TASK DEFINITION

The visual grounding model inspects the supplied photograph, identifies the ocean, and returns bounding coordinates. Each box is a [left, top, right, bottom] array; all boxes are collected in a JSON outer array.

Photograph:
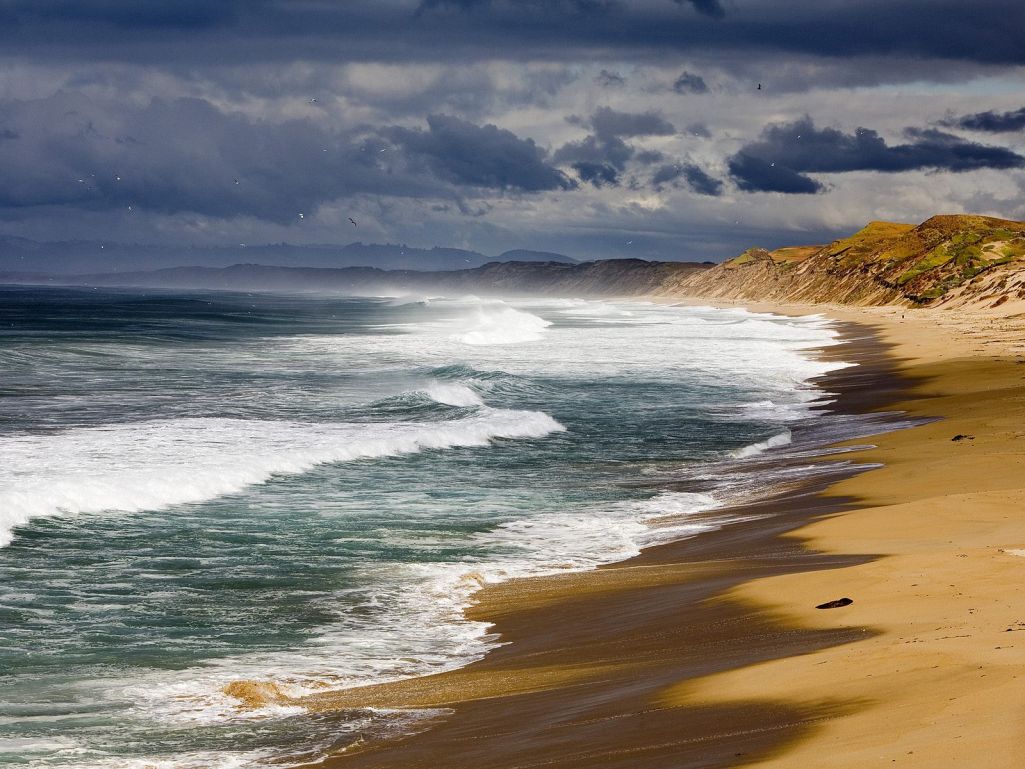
[[0, 285, 862, 768]]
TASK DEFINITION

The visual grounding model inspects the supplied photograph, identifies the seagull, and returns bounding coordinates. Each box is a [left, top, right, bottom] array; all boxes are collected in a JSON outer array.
[[348, 217, 357, 227], [115, 175, 121, 181], [298, 212, 304, 220], [233, 178, 240, 185], [127, 205, 133, 212]]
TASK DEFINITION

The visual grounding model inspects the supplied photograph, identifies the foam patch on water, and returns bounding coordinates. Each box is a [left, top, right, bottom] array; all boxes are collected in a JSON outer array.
[[731, 428, 794, 458], [112, 487, 726, 744], [0, 409, 564, 547], [423, 382, 485, 407], [451, 303, 551, 345]]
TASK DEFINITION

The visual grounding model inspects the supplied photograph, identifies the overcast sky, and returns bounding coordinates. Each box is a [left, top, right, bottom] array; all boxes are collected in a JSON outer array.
[[3, 0, 1025, 262]]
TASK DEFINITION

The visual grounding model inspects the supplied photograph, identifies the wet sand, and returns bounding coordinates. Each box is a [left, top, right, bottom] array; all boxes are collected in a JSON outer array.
[[297, 302, 1025, 768]]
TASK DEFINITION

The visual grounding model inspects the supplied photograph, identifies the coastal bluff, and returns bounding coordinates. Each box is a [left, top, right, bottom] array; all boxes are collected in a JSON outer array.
[[671, 214, 1025, 309]]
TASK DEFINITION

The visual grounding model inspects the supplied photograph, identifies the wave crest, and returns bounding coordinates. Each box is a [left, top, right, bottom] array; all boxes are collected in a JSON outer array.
[[0, 410, 565, 547], [731, 429, 793, 458], [451, 304, 551, 345]]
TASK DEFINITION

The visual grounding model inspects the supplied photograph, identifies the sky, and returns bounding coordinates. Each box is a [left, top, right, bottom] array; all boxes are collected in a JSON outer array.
[[3, 0, 1025, 263]]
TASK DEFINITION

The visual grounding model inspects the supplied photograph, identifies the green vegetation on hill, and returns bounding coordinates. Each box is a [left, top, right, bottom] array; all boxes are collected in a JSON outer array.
[[682, 214, 1025, 308]]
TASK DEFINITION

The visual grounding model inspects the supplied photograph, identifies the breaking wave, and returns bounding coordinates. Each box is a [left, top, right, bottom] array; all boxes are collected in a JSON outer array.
[[0, 410, 564, 547]]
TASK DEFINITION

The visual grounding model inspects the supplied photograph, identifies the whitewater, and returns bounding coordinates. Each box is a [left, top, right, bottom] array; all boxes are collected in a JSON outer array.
[[0, 287, 855, 769]]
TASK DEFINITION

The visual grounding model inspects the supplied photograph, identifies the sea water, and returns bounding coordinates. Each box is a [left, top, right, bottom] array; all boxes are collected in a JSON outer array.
[[0, 286, 858, 768]]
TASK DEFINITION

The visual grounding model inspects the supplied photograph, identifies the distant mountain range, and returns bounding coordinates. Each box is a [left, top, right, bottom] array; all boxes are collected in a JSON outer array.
[[0, 235, 578, 274], [0, 258, 711, 298]]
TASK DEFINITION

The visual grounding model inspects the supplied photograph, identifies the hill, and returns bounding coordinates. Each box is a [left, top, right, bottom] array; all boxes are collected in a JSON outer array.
[[0, 236, 578, 274], [0, 258, 709, 298], [672, 214, 1025, 309]]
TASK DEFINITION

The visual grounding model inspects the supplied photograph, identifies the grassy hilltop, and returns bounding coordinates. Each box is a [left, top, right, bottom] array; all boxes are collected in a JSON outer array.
[[675, 214, 1025, 308]]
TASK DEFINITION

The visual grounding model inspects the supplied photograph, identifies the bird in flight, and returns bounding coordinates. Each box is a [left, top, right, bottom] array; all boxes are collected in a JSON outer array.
[[298, 212, 304, 220], [348, 217, 358, 228]]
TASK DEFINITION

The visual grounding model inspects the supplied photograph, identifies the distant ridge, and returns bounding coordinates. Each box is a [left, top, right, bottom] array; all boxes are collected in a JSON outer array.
[[0, 258, 710, 298], [0, 236, 579, 274], [497, 249, 574, 263]]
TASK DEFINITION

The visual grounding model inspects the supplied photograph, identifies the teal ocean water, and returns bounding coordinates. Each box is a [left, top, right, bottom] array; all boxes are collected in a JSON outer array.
[[0, 286, 854, 768]]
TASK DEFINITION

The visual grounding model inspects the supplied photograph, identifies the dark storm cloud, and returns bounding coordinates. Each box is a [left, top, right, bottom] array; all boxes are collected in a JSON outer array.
[[595, 69, 626, 87], [634, 149, 666, 164], [553, 135, 634, 168], [728, 154, 823, 194], [0, 94, 399, 220], [943, 106, 1025, 133], [589, 106, 675, 139], [728, 117, 1025, 193], [0, 0, 247, 29], [555, 107, 675, 187], [417, 0, 620, 12], [653, 163, 723, 195], [572, 161, 620, 187], [553, 135, 633, 186], [386, 114, 573, 191], [673, 0, 725, 20], [0, 95, 570, 219], [5, 1, 1025, 67], [672, 71, 708, 94], [682, 164, 723, 195]]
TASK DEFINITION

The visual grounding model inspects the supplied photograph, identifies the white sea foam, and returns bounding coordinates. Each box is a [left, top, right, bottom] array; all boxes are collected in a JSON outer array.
[[0, 409, 564, 547], [113, 488, 725, 742], [731, 428, 794, 458], [1, 297, 856, 769], [423, 382, 484, 407], [66, 750, 280, 769], [558, 301, 635, 317], [451, 303, 551, 345]]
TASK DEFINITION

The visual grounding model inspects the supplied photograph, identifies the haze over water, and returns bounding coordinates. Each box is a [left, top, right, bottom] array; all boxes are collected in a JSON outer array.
[[0, 286, 847, 768]]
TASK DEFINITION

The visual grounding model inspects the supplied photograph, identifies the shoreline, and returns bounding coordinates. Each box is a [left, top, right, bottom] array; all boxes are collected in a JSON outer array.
[[296, 305, 939, 768], [668, 301, 1025, 768]]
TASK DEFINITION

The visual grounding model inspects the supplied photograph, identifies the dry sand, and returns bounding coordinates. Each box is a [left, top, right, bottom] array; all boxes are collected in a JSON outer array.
[[290, 300, 1025, 768]]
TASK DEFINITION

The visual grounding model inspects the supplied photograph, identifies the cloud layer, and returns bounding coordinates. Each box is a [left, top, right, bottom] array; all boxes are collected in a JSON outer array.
[[728, 118, 1025, 193], [1, 0, 1025, 264]]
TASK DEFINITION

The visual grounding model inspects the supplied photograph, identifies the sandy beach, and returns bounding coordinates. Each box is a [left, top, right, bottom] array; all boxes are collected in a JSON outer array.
[[674, 302, 1025, 768], [292, 299, 1025, 769]]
